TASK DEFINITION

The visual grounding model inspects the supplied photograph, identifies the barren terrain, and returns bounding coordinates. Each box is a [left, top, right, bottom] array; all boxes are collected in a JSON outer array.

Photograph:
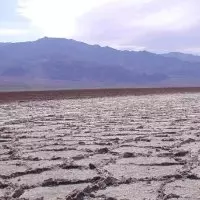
[[0, 91, 200, 199]]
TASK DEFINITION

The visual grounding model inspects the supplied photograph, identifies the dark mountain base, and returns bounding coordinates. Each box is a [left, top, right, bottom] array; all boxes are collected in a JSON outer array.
[[1, 87, 200, 103]]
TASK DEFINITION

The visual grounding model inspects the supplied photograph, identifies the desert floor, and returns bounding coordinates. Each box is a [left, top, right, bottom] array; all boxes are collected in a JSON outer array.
[[0, 91, 200, 199]]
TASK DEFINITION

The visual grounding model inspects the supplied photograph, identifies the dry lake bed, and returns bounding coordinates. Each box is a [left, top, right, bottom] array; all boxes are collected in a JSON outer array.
[[0, 92, 200, 199]]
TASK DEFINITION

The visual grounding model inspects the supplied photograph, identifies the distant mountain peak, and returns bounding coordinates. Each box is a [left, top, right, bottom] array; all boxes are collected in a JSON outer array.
[[162, 52, 200, 63]]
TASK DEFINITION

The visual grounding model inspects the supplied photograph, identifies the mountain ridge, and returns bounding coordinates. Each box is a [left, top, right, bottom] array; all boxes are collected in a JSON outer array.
[[162, 52, 200, 63], [0, 37, 200, 90]]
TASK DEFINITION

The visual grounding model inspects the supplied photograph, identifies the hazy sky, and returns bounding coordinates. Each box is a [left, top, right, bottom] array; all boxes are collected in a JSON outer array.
[[0, 0, 200, 53]]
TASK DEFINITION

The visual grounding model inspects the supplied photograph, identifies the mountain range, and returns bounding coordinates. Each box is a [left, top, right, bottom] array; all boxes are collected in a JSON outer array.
[[0, 37, 200, 91]]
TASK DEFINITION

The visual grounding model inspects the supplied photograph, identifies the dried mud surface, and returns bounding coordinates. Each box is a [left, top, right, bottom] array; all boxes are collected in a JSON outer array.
[[0, 93, 200, 199]]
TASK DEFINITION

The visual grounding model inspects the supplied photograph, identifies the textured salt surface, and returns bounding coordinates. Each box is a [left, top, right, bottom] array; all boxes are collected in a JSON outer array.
[[0, 93, 200, 199]]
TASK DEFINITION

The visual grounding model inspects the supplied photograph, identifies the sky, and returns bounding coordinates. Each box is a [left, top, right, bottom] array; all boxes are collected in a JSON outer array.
[[0, 0, 200, 54]]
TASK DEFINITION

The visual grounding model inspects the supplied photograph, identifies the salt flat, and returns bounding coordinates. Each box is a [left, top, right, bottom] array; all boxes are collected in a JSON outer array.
[[0, 93, 200, 200]]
